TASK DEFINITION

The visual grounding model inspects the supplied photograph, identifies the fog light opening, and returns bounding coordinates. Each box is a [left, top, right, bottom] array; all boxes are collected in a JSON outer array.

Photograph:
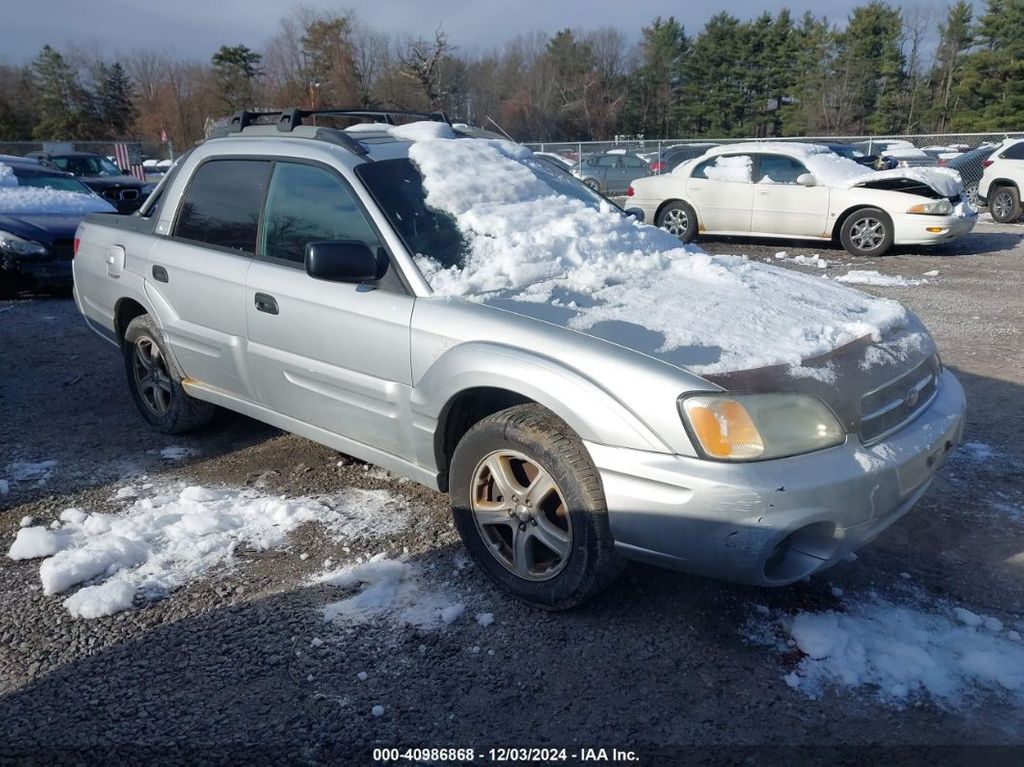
[[763, 522, 839, 583]]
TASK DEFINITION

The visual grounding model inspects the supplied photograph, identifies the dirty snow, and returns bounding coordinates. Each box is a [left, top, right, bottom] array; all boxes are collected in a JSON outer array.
[[319, 554, 465, 629], [774, 251, 830, 269], [6, 459, 57, 484], [836, 270, 925, 287], [752, 596, 1024, 706], [159, 446, 195, 460], [408, 137, 916, 375], [7, 483, 410, 619]]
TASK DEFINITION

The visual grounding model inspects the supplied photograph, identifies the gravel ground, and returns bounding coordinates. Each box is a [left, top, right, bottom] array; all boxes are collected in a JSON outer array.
[[1, 218, 1023, 763]]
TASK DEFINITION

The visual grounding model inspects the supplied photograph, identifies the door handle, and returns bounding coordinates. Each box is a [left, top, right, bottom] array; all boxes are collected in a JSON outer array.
[[254, 292, 279, 315], [152, 265, 169, 283]]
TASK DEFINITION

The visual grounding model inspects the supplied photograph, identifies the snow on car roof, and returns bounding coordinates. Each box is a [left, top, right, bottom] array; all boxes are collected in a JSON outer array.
[[0, 162, 115, 214], [406, 137, 913, 375]]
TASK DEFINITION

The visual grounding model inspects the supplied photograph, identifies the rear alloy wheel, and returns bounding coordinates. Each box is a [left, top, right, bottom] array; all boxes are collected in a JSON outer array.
[[450, 404, 623, 609], [840, 207, 894, 257], [963, 182, 981, 210], [989, 186, 1022, 223], [656, 200, 698, 243], [123, 314, 215, 434]]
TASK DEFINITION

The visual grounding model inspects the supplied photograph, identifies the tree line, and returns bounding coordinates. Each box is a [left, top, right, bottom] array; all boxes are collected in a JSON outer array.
[[0, 0, 1021, 148]]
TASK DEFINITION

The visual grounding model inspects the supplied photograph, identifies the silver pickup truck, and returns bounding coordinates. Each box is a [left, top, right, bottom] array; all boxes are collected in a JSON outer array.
[[73, 109, 966, 609]]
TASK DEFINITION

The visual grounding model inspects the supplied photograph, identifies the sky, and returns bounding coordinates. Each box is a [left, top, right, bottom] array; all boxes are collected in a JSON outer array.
[[3, 0, 941, 64]]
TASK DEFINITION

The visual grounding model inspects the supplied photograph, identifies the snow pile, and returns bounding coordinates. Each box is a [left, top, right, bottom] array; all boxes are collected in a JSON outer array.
[[319, 554, 466, 628], [774, 252, 829, 269], [6, 459, 57, 485], [344, 120, 456, 142], [779, 598, 1024, 705], [0, 163, 17, 187], [702, 155, 752, 182], [7, 483, 410, 619], [407, 137, 914, 374], [836, 270, 925, 287]]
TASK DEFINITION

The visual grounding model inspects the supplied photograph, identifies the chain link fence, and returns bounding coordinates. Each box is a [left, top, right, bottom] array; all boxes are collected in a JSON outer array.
[[525, 132, 1024, 206]]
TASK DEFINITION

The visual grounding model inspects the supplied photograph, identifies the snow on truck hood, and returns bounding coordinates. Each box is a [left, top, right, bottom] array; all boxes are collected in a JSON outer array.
[[405, 134, 920, 376]]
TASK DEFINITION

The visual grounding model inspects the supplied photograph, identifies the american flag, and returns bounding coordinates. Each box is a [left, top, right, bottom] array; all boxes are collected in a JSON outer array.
[[114, 142, 146, 181]]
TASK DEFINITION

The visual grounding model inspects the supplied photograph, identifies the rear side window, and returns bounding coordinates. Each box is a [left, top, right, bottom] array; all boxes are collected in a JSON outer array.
[[757, 155, 810, 184], [1002, 141, 1024, 160], [260, 162, 381, 264], [174, 160, 271, 253]]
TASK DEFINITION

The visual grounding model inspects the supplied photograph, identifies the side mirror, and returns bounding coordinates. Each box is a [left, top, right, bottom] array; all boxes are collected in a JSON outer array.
[[305, 241, 382, 283], [796, 173, 817, 187]]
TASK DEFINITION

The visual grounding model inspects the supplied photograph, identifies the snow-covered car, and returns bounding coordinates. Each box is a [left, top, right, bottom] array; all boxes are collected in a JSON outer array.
[[73, 113, 965, 608], [628, 142, 977, 256], [978, 138, 1024, 223], [533, 151, 575, 170], [851, 140, 934, 168], [0, 160, 114, 295]]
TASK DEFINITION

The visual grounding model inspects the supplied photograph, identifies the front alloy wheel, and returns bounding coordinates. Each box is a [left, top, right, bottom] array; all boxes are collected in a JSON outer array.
[[132, 336, 173, 417], [840, 207, 894, 256], [470, 449, 572, 581]]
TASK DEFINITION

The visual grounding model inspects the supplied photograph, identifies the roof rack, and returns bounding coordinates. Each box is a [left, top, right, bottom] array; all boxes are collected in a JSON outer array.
[[227, 107, 450, 134]]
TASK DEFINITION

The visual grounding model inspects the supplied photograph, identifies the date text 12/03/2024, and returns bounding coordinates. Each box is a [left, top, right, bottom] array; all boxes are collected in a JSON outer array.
[[372, 747, 640, 762]]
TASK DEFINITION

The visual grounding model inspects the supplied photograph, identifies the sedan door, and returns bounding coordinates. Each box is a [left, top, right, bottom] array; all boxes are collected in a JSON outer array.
[[141, 158, 271, 400], [750, 154, 831, 237], [244, 161, 414, 457], [686, 155, 755, 233]]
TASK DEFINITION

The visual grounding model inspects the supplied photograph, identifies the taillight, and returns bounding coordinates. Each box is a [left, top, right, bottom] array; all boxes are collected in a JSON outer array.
[[649, 162, 663, 173], [982, 159, 994, 168], [938, 158, 947, 166], [73, 237, 80, 256], [626, 186, 635, 197]]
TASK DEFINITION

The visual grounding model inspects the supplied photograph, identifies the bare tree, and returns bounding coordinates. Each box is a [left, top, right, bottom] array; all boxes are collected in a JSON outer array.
[[397, 27, 454, 109]]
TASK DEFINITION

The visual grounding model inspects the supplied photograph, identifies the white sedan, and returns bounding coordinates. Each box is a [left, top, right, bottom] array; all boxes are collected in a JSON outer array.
[[628, 142, 977, 256]]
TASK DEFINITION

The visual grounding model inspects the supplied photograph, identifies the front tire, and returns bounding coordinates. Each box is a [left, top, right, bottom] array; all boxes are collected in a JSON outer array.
[[656, 200, 699, 243], [839, 207, 894, 257], [123, 314, 215, 434], [989, 186, 1022, 223], [450, 404, 623, 610]]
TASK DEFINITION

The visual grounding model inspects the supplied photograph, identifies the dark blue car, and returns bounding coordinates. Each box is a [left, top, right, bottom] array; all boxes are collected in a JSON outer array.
[[0, 159, 115, 295]]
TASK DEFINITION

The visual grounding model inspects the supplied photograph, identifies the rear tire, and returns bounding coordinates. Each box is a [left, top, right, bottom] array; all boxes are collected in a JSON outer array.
[[449, 404, 623, 610], [989, 186, 1022, 223], [583, 178, 601, 192], [656, 200, 699, 243], [839, 207, 894, 257], [123, 314, 215, 434]]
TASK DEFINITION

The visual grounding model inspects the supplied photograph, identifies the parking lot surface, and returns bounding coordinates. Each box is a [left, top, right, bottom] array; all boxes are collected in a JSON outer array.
[[2, 216, 1023, 760]]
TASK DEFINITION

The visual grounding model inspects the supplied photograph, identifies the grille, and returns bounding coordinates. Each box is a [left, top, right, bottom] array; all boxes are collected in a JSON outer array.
[[860, 355, 941, 444], [119, 189, 140, 200], [101, 188, 140, 201]]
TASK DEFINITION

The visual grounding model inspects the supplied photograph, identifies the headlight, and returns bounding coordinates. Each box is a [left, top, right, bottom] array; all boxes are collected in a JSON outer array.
[[0, 229, 48, 256], [679, 393, 845, 461], [907, 199, 953, 215]]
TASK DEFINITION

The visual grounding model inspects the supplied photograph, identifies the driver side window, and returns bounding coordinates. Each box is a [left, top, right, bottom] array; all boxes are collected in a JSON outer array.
[[757, 155, 810, 185], [260, 162, 381, 265]]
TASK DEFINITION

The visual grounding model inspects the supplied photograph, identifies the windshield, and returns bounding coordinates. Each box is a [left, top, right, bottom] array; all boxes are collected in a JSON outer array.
[[356, 155, 614, 269], [11, 166, 93, 193], [51, 155, 122, 177]]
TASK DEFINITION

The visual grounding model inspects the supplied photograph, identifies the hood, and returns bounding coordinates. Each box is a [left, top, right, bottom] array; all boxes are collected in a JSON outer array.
[[846, 166, 964, 198], [82, 174, 147, 189], [0, 212, 83, 244]]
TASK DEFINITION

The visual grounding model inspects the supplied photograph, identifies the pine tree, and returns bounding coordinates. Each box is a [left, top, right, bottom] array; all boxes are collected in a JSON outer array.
[[211, 44, 263, 111], [32, 45, 94, 140], [953, 0, 1024, 130], [94, 61, 137, 137], [625, 17, 688, 137], [928, 1, 974, 131]]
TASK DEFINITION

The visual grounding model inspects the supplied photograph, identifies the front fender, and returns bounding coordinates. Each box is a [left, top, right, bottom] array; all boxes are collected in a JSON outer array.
[[410, 341, 672, 468]]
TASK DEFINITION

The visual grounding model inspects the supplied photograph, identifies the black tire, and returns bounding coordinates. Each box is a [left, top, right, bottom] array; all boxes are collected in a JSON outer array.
[[656, 200, 699, 243], [839, 207, 894, 257], [123, 314, 215, 434], [450, 404, 623, 610], [582, 177, 601, 192], [989, 185, 1022, 223]]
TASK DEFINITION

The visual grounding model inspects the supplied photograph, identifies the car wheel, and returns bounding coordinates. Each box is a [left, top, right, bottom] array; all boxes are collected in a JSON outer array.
[[840, 207, 894, 257], [656, 200, 698, 243], [450, 404, 623, 610], [964, 182, 982, 210], [583, 178, 601, 192], [123, 314, 216, 434], [989, 186, 1022, 223]]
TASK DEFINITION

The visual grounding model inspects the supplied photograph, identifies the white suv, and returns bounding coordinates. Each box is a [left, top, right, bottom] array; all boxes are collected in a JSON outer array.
[[979, 138, 1024, 223]]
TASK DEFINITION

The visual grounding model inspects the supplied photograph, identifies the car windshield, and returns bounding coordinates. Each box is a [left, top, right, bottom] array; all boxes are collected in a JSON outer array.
[[356, 155, 614, 269], [52, 155, 122, 177], [11, 166, 93, 193]]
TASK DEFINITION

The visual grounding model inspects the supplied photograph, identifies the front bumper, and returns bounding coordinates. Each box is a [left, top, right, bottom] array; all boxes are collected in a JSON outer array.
[[587, 369, 966, 586], [892, 210, 977, 245], [0, 257, 73, 292]]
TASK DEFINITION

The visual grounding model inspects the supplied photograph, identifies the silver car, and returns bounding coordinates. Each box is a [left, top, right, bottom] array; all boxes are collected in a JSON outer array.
[[572, 151, 652, 195], [73, 110, 966, 609]]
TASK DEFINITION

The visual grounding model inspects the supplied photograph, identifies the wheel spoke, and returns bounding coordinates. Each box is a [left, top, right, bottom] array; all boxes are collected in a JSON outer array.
[[485, 454, 522, 501], [530, 513, 570, 558], [473, 507, 514, 526], [511, 525, 534, 573]]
